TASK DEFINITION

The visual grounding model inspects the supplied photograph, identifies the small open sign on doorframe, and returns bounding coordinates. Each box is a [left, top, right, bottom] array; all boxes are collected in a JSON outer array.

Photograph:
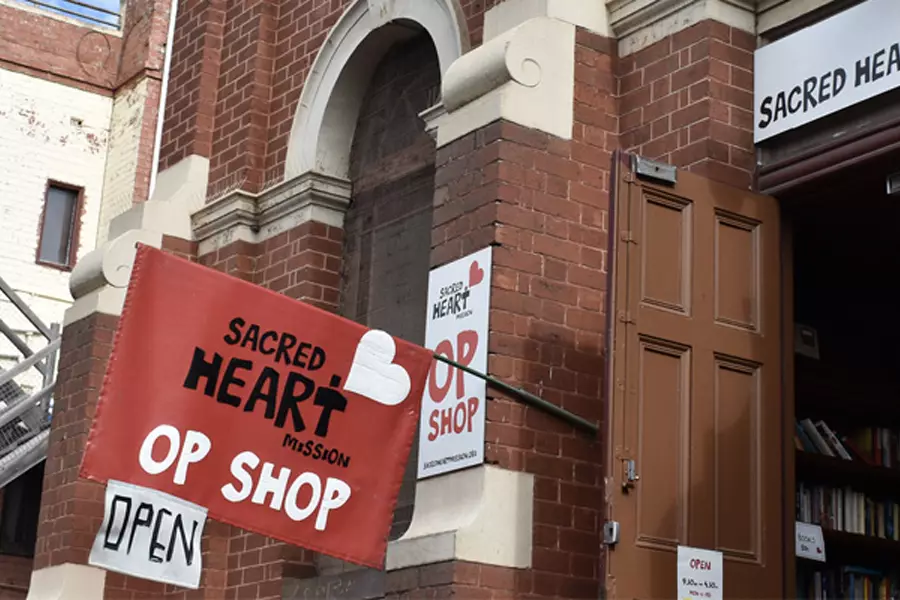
[[795, 522, 826, 563]]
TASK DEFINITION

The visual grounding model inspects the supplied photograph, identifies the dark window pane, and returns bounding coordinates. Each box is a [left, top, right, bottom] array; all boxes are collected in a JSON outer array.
[[39, 186, 78, 266], [0, 461, 43, 557]]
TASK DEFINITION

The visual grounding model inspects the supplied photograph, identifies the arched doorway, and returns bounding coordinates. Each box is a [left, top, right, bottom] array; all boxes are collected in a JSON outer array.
[[284, 0, 468, 580], [341, 31, 440, 541]]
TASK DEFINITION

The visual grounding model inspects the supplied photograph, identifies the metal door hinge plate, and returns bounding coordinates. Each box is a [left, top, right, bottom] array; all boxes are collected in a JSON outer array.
[[634, 156, 677, 185], [603, 521, 620, 545]]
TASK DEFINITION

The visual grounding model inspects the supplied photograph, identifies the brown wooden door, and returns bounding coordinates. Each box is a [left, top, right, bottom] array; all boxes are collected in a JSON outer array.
[[605, 153, 783, 599]]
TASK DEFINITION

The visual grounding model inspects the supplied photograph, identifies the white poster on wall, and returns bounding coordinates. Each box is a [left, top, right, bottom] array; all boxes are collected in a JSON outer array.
[[677, 546, 723, 600], [753, 0, 900, 143], [89, 480, 207, 589], [417, 247, 492, 479]]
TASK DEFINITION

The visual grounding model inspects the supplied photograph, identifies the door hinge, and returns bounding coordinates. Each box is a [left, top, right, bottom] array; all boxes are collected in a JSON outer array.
[[620, 230, 636, 244], [621, 458, 639, 492], [633, 155, 677, 186], [603, 520, 620, 546], [617, 311, 634, 325]]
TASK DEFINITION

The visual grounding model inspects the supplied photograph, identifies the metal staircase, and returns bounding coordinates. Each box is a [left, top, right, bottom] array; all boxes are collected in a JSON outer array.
[[0, 276, 60, 489]]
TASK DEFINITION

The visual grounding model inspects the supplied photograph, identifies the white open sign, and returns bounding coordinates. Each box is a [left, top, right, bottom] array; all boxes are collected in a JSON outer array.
[[89, 480, 207, 589]]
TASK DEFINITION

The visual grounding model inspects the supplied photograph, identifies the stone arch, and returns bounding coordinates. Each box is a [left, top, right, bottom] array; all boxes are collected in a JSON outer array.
[[284, 0, 469, 182]]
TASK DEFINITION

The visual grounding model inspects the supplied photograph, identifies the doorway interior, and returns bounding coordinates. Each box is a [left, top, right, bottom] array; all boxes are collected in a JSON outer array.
[[785, 147, 900, 598]]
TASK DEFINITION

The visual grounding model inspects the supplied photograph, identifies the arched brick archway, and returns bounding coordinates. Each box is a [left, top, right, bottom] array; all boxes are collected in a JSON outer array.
[[286, 0, 465, 579], [284, 0, 468, 183]]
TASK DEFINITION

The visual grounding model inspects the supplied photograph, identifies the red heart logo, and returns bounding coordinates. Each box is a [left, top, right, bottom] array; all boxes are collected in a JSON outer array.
[[469, 261, 484, 287]]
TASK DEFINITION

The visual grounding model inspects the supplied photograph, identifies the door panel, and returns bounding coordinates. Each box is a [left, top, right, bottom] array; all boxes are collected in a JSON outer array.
[[606, 154, 782, 599]]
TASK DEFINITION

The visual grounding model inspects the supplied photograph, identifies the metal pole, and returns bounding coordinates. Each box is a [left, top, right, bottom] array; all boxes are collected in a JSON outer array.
[[432, 354, 599, 436], [41, 323, 60, 416]]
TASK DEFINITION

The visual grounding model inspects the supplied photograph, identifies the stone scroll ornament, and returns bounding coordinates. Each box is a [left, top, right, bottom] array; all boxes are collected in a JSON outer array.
[[80, 245, 433, 569]]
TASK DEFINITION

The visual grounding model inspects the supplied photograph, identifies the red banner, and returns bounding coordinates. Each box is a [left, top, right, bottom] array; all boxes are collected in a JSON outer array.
[[80, 245, 432, 568]]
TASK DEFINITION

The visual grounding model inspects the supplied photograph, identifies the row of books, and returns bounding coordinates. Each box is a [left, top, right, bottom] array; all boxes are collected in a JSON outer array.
[[797, 483, 900, 540], [798, 566, 900, 600], [796, 418, 900, 468]]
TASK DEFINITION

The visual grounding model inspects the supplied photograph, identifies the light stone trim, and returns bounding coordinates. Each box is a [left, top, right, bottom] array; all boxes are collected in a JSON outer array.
[[149, 154, 211, 215], [419, 103, 448, 142], [608, 0, 755, 56], [434, 16, 577, 147], [756, 0, 837, 38], [608, 0, 848, 55], [26, 563, 106, 600], [484, 0, 611, 40], [285, 0, 469, 182], [386, 465, 534, 570], [64, 200, 192, 325], [191, 171, 353, 256]]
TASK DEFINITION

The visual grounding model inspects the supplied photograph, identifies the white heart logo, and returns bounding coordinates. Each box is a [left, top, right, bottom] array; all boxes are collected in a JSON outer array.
[[343, 330, 412, 406]]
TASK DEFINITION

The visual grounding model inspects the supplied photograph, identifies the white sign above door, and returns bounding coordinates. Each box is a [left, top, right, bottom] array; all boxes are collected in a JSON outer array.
[[754, 0, 900, 143]]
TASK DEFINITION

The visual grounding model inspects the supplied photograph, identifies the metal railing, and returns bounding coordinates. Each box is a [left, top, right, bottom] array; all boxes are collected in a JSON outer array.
[[15, 0, 121, 28], [0, 275, 61, 488]]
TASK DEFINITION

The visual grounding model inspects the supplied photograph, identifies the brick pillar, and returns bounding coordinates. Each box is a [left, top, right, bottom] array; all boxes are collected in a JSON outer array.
[[618, 20, 756, 186], [28, 205, 216, 600], [159, 0, 226, 171], [381, 21, 615, 600], [207, 0, 278, 195], [34, 313, 117, 573]]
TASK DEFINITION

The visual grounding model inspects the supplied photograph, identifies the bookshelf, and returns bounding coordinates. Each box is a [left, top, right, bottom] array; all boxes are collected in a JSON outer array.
[[796, 451, 900, 493], [794, 358, 900, 598]]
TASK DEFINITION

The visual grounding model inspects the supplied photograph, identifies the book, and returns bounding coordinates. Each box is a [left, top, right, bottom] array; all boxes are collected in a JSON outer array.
[[818, 420, 853, 460], [801, 418, 835, 457]]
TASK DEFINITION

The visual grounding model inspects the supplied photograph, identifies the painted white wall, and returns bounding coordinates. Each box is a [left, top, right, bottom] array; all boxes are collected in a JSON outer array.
[[0, 68, 112, 389], [97, 78, 150, 245]]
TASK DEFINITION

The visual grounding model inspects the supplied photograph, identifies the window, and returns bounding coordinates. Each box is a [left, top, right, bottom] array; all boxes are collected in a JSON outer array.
[[0, 461, 44, 557], [37, 183, 81, 269]]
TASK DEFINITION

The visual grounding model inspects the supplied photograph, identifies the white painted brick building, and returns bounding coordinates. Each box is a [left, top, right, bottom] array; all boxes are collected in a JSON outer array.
[[0, 68, 112, 387]]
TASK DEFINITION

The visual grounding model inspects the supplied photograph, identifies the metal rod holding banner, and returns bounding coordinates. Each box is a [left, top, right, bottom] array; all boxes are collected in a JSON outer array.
[[432, 354, 599, 435]]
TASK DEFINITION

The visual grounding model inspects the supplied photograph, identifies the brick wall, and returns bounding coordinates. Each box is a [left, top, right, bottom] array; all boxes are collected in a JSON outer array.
[[0, 2, 121, 95], [0, 67, 112, 386], [617, 21, 756, 188], [427, 30, 616, 599], [35, 314, 112, 569], [0, 555, 30, 600], [384, 560, 529, 599], [0, 555, 29, 599], [160, 0, 520, 200], [196, 222, 343, 312], [207, 0, 278, 194], [159, 0, 226, 169], [0, 487, 30, 600], [116, 0, 169, 86]]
